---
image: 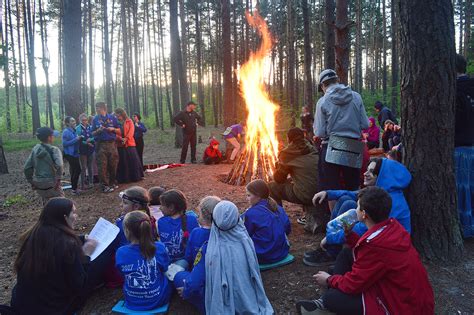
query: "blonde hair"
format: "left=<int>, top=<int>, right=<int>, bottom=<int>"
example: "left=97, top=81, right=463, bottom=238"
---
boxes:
left=198, top=196, right=221, bottom=224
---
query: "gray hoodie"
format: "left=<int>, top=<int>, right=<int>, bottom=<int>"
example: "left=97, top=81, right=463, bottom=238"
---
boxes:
left=24, top=143, right=63, bottom=186
left=313, top=83, right=369, bottom=140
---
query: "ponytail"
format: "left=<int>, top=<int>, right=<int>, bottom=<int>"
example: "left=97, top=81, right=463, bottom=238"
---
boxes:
left=124, top=211, right=156, bottom=260
left=267, top=197, right=279, bottom=213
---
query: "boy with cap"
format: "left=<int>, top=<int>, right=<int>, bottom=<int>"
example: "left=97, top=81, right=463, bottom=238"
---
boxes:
left=24, top=127, right=64, bottom=203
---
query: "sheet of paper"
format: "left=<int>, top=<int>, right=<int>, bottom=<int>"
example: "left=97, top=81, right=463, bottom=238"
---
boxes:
left=88, top=217, right=120, bottom=261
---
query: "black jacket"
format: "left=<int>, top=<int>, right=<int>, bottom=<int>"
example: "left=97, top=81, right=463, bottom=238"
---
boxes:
left=377, top=107, right=398, bottom=128
left=11, top=238, right=90, bottom=315
left=173, top=110, right=203, bottom=134
left=455, top=76, right=474, bottom=147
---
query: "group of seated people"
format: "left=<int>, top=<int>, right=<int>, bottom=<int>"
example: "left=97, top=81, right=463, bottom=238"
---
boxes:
left=8, top=163, right=435, bottom=314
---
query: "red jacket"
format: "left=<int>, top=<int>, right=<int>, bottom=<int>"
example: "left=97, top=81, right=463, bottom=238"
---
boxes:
left=203, top=139, right=222, bottom=159
left=328, top=218, right=434, bottom=315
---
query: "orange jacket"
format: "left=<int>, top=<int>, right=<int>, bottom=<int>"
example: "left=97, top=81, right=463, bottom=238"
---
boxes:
left=116, top=118, right=136, bottom=148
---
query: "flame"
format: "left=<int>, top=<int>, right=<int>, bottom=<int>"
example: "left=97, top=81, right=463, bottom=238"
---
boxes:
left=240, top=10, right=279, bottom=176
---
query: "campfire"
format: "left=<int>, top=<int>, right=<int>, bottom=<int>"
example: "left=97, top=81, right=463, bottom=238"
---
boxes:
left=225, top=11, right=279, bottom=186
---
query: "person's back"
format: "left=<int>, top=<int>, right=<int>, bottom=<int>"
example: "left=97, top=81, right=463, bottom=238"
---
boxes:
left=25, top=143, right=62, bottom=184
left=243, top=200, right=291, bottom=264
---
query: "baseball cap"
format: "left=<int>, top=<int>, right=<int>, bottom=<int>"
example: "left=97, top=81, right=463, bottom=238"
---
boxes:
left=36, top=127, right=60, bottom=141
left=318, top=69, right=338, bottom=85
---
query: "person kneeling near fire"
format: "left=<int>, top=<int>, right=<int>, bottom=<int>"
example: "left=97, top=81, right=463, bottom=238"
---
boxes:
left=296, top=186, right=434, bottom=315
left=202, top=138, right=223, bottom=165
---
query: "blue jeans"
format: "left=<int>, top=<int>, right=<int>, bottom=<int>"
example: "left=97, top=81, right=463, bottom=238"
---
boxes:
left=326, top=196, right=358, bottom=257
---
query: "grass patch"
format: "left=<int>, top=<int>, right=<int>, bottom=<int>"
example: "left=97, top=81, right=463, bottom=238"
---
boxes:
left=3, top=194, right=28, bottom=207
left=1, top=138, right=62, bottom=152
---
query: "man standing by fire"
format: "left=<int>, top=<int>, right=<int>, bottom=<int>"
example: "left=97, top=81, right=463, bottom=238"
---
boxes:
left=174, top=101, right=203, bottom=164
left=314, top=69, right=369, bottom=192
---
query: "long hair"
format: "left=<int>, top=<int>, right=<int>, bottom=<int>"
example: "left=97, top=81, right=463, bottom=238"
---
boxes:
left=159, top=189, right=189, bottom=245
left=14, top=198, right=82, bottom=278
left=124, top=211, right=156, bottom=260
left=114, top=107, right=128, bottom=120
left=246, top=179, right=279, bottom=212
left=123, top=186, right=151, bottom=216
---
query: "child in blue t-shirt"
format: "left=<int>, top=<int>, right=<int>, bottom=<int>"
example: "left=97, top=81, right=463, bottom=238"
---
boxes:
left=174, top=196, right=221, bottom=314
left=243, top=179, right=291, bottom=264
left=116, top=210, right=172, bottom=311
left=158, top=189, right=199, bottom=262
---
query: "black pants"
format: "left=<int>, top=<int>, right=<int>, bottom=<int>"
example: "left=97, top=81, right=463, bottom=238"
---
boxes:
left=180, top=132, right=197, bottom=163
left=65, top=155, right=81, bottom=191
left=319, top=144, right=360, bottom=191
left=322, top=247, right=363, bottom=315
left=135, top=137, right=144, bottom=167
left=204, top=156, right=222, bottom=165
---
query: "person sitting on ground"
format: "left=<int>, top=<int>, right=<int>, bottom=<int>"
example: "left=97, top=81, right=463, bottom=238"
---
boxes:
left=268, top=127, right=319, bottom=226
left=381, top=120, right=401, bottom=152
left=24, top=127, right=64, bottom=203
left=158, top=189, right=200, bottom=262
left=205, top=200, right=274, bottom=314
left=223, top=122, right=245, bottom=162
left=116, top=210, right=172, bottom=312
left=304, top=157, right=412, bottom=267
left=62, top=116, right=83, bottom=195
left=243, top=179, right=291, bottom=264
left=11, top=197, right=115, bottom=315
left=374, top=100, right=398, bottom=128
left=296, top=186, right=434, bottom=315
left=174, top=196, right=221, bottom=314
left=148, top=186, right=166, bottom=222
left=362, top=117, right=380, bottom=150
left=203, top=138, right=223, bottom=165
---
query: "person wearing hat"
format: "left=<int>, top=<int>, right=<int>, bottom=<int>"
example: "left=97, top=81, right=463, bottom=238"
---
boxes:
left=374, top=100, right=398, bottom=129
left=314, top=69, right=369, bottom=192
left=24, top=127, right=64, bottom=203
left=269, top=127, right=319, bottom=209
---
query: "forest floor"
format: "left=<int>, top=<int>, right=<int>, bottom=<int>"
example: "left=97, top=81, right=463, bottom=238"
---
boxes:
left=0, top=127, right=473, bottom=315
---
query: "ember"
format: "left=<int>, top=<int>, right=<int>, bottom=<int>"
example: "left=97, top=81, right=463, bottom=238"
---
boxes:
left=225, top=10, right=279, bottom=186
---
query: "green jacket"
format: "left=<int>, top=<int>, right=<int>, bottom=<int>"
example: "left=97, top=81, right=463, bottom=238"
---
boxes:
left=273, top=138, right=319, bottom=203
left=24, top=143, right=63, bottom=186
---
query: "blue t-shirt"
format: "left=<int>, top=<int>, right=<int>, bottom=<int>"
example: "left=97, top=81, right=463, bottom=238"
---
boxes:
left=116, top=216, right=129, bottom=248
left=134, top=122, right=147, bottom=139
left=115, top=242, right=171, bottom=311
left=91, top=114, right=119, bottom=142
left=174, top=242, right=207, bottom=314
left=243, top=200, right=291, bottom=264
left=157, top=214, right=199, bottom=262
left=184, top=227, right=210, bottom=266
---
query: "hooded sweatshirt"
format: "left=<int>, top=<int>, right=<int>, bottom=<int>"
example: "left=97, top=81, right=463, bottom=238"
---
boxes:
left=203, top=139, right=222, bottom=160
left=328, top=219, right=434, bottom=315
left=363, top=117, right=380, bottom=143
left=326, top=158, right=412, bottom=244
left=313, top=83, right=369, bottom=140
left=24, top=143, right=63, bottom=186
left=273, top=138, right=319, bottom=204
left=205, top=201, right=274, bottom=315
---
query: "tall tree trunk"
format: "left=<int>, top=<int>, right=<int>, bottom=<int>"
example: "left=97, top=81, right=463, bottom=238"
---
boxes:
left=325, top=0, right=336, bottom=69
left=38, top=0, right=54, bottom=129
left=287, top=0, right=297, bottom=126
left=459, top=0, right=464, bottom=54
left=145, top=0, right=159, bottom=127
left=355, top=0, right=363, bottom=91
left=170, top=0, right=183, bottom=147
left=399, top=0, right=464, bottom=261
left=23, top=0, right=41, bottom=132
left=158, top=0, right=172, bottom=128
left=221, top=0, right=233, bottom=127
left=15, top=0, right=26, bottom=131
left=195, top=1, right=205, bottom=126
left=7, top=0, right=21, bottom=132
left=81, top=0, right=88, bottom=111
left=464, top=0, right=472, bottom=56
left=390, top=0, right=399, bottom=115
left=88, top=0, right=94, bottom=113
left=102, top=0, right=113, bottom=108
left=302, top=0, right=313, bottom=111
left=132, top=0, right=140, bottom=114
left=382, top=0, right=388, bottom=100
left=335, top=0, right=350, bottom=85
left=179, top=0, right=189, bottom=101
left=1, top=0, right=11, bottom=132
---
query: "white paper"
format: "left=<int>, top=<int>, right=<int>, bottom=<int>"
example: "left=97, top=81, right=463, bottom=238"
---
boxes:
left=87, top=217, right=120, bottom=261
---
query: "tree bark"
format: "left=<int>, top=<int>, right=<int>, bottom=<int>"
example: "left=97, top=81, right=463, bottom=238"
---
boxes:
left=302, top=0, right=313, bottom=111
left=7, top=0, right=21, bottom=132
left=170, top=0, right=183, bottom=147
left=324, top=0, right=336, bottom=69
left=355, top=0, right=363, bottom=92
left=459, top=0, right=464, bottom=54
left=399, top=0, right=464, bottom=261
left=102, top=0, right=113, bottom=108
left=38, top=0, right=54, bottom=129
left=382, top=0, right=388, bottom=100
left=0, top=137, right=8, bottom=174
left=464, top=0, right=472, bottom=56
left=158, top=0, right=172, bottom=128
left=1, top=1, right=11, bottom=132
left=221, top=0, right=233, bottom=127
left=287, top=0, right=297, bottom=126
left=63, top=0, right=83, bottom=120
left=390, top=0, right=399, bottom=116
left=195, top=1, right=205, bottom=126
left=88, top=0, right=94, bottom=113
left=335, top=0, right=350, bottom=85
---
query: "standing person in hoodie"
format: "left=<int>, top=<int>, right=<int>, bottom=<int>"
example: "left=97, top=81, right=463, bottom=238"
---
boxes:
left=202, top=138, right=223, bottom=165
left=314, top=69, right=370, bottom=192
left=62, top=117, right=82, bottom=195
left=296, top=187, right=434, bottom=315
left=304, top=157, right=412, bottom=266
left=24, top=127, right=64, bottom=203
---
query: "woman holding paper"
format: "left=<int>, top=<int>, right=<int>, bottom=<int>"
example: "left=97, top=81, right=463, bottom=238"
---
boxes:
left=10, top=197, right=112, bottom=315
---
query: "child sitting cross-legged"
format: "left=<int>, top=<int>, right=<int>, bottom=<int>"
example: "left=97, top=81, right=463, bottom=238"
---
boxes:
left=116, top=210, right=172, bottom=311
left=296, top=186, right=434, bottom=315
left=243, top=179, right=291, bottom=264
left=158, top=189, right=200, bottom=262
left=174, top=196, right=221, bottom=314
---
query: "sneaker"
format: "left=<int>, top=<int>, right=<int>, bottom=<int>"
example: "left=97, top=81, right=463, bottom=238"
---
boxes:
left=297, top=216, right=307, bottom=225
left=102, top=186, right=114, bottom=193
left=304, top=248, right=320, bottom=259
left=296, top=299, right=334, bottom=315
left=303, top=248, right=336, bottom=267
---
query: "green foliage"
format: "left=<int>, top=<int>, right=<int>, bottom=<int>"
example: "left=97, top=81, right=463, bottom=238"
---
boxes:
left=2, top=137, right=61, bottom=152
left=2, top=194, right=28, bottom=207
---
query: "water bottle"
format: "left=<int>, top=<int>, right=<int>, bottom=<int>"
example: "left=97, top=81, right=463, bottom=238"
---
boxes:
left=330, top=209, right=358, bottom=231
